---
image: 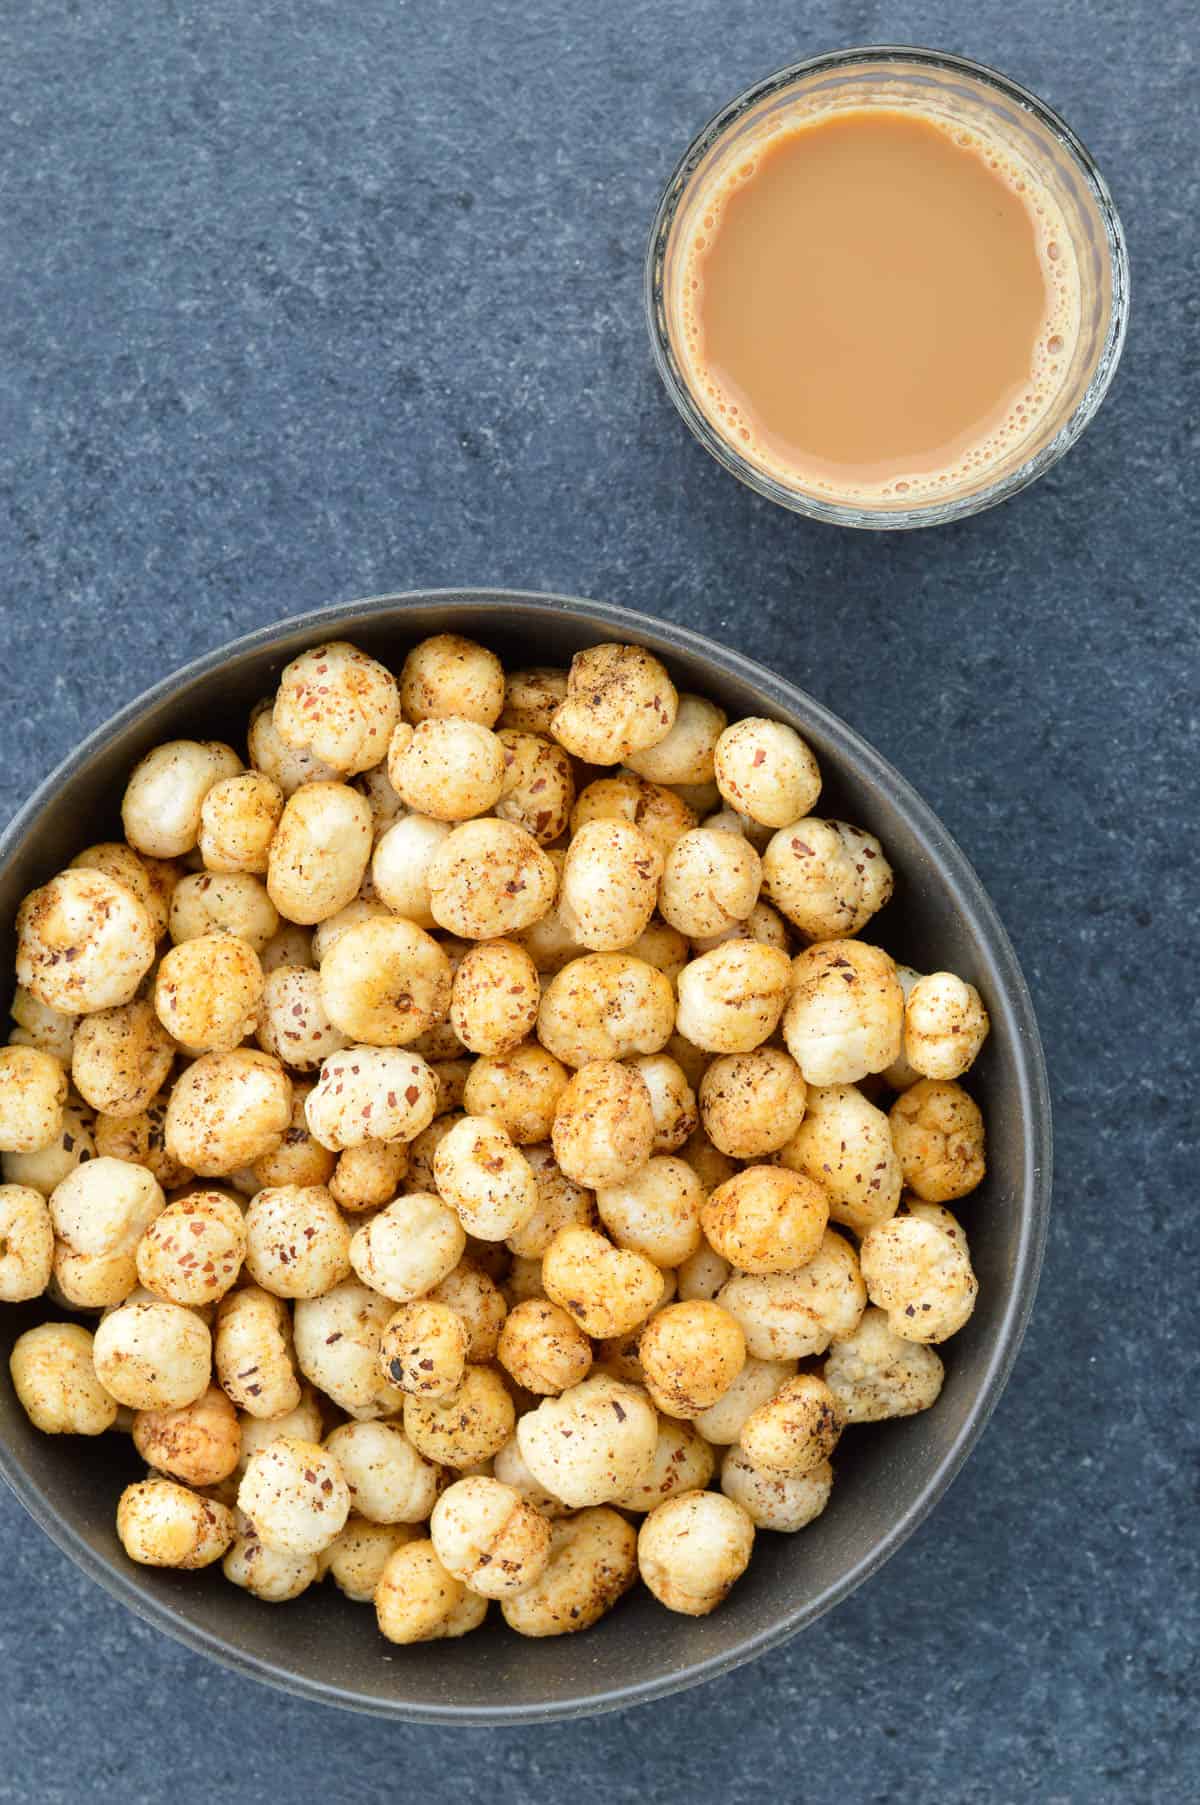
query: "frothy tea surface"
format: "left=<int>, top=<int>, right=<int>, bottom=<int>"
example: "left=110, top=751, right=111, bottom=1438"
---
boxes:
left=678, top=109, right=1078, bottom=502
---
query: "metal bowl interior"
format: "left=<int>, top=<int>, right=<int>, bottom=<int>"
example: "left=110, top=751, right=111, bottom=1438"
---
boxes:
left=0, top=590, right=1050, bottom=1722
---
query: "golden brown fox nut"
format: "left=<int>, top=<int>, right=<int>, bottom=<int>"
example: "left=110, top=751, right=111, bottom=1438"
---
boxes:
left=637, top=1491, right=754, bottom=1616
left=274, top=642, right=399, bottom=777
left=17, top=871, right=156, bottom=1015
left=400, top=634, right=505, bottom=726
left=551, top=644, right=678, bottom=765
left=889, top=1079, right=986, bottom=1202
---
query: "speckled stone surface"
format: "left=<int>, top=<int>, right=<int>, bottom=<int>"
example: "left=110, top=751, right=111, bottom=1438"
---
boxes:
left=1, top=1, right=1196, bottom=1798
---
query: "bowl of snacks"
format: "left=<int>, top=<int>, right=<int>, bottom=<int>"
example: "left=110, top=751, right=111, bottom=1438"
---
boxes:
left=0, top=589, right=1050, bottom=1720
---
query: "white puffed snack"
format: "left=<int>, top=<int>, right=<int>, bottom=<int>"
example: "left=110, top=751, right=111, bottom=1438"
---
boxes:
left=630, top=1053, right=698, bottom=1153
left=713, top=717, right=822, bottom=828
left=16, top=870, right=156, bottom=1014
left=822, top=1306, right=945, bottom=1422
left=93, top=1298, right=212, bottom=1410
left=504, top=1143, right=594, bottom=1257
left=133, top=1384, right=241, bottom=1487
left=321, top=1518, right=417, bottom=1603
left=427, top=819, right=558, bottom=940
left=443, top=1044, right=562, bottom=1156
left=430, top=1475, right=552, bottom=1598
left=348, top=1191, right=465, bottom=1301
left=117, top=1478, right=235, bottom=1568
left=215, top=1285, right=302, bottom=1419
left=571, top=773, right=697, bottom=861
left=248, top=697, right=338, bottom=796
left=721, top=1447, right=833, bottom=1533
left=168, top=871, right=280, bottom=952
left=611, top=1415, right=716, bottom=1512
left=859, top=1202, right=978, bottom=1343
left=378, top=1297, right=469, bottom=1399
left=536, top=953, right=674, bottom=1068
left=154, top=932, right=263, bottom=1053
left=273, top=641, right=400, bottom=777
left=626, top=920, right=691, bottom=986
left=693, top=1355, right=798, bottom=1445
left=370, top=814, right=452, bottom=928
left=10, top=1322, right=117, bottom=1434
left=266, top=781, right=374, bottom=925
left=375, top=1539, right=489, bottom=1644
left=904, top=972, right=990, bottom=1080
left=596, top=1157, right=703, bottom=1267
left=399, top=633, right=505, bottom=726
left=638, top=1300, right=746, bottom=1418
left=0, top=1045, right=66, bottom=1153
left=50, top=1154, right=164, bottom=1264
left=323, top=1420, right=441, bottom=1524
left=659, top=828, right=761, bottom=940
left=675, top=1242, right=732, bottom=1304
left=782, top=940, right=903, bottom=1085
left=675, top=941, right=792, bottom=1053
left=121, top=740, right=243, bottom=859
left=238, top=1435, right=351, bottom=1555
left=551, top=643, right=678, bottom=764
left=198, top=771, right=284, bottom=874
left=319, top=917, right=452, bottom=1047
left=542, top=1223, right=662, bottom=1338
left=494, top=730, right=575, bottom=844
left=223, top=1530, right=320, bottom=1602
left=71, top=998, right=175, bottom=1118
left=305, top=1046, right=437, bottom=1151
left=738, top=1371, right=843, bottom=1477
left=244, top=1183, right=351, bottom=1298
left=428, top=1259, right=508, bottom=1360
left=68, top=842, right=177, bottom=942
left=717, top=1229, right=867, bottom=1360
left=779, top=1081, right=902, bottom=1234
left=256, top=965, right=348, bottom=1071
left=637, top=1490, right=754, bottom=1616
left=497, top=1298, right=593, bottom=1394
left=558, top=820, right=663, bottom=953
left=761, top=817, right=894, bottom=942
left=387, top=717, right=506, bottom=821
left=699, top=1048, right=807, bottom=1158
left=0, top=1184, right=53, bottom=1300
left=403, top=1364, right=515, bottom=1467
left=327, top=1137, right=405, bottom=1209
left=889, top=1079, right=986, bottom=1202
left=625, top=692, right=727, bottom=787
left=701, top=1166, right=829, bottom=1275
left=500, top=665, right=568, bottom=735
left=449, top=940, right=540, bottom=1056
left=136, top=1189, right=246, bottom=1306
left=501, top=1506, right=637, bottom=1637
left=431, top=1115, right=536, bottom=1242
left=292, top=1280, right=402, bottom=1420
left=492, top=1434, right=571, bottom=1518
left=551, top=1060, right=655, bottom=1190
left=8, top=985, right=78, bottom=1063
left=164, top=1048, right=292, bottom=1175
left=516, top=1374, right=657, bottom=1507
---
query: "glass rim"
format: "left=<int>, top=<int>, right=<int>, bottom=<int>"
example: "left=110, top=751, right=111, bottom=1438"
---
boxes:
left=644, top=43, right=1131, bottom=530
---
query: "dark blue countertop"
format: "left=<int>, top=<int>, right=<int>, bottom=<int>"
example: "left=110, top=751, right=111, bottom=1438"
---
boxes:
left=1, top=3, right=1195, bottom=1800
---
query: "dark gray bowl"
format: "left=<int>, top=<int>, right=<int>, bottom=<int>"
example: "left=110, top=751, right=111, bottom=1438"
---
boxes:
left=0, top=589, right=1051, bottom=1723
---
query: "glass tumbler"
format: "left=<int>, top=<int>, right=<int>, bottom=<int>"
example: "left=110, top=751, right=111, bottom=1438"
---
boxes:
left=645, top=46, right=1130, bottom=529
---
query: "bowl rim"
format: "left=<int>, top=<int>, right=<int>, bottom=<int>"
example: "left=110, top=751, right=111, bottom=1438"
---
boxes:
left=0, top=587, right=1052, bottom=1722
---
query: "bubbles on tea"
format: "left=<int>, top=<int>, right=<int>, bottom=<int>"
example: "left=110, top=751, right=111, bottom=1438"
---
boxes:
left=667, top=99, right=1082, bottom=507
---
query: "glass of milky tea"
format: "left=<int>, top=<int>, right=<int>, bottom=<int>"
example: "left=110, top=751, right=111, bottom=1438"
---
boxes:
left=646, top=46, right=1130, bottom=528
